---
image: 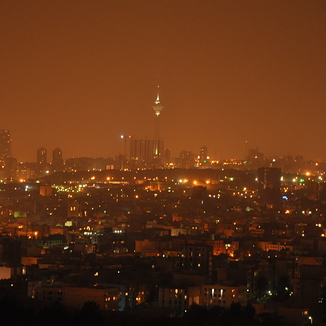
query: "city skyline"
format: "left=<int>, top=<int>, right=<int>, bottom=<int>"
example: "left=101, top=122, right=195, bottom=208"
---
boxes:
left=1, top=1, right=325, bottom=162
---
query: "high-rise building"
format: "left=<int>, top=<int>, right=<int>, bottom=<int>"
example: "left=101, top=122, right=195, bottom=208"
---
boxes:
left=4, top=157, right=17, bottom=180
left=176, top=151, right=195, bottom=169
left=199, top=146, right=208, bottom=166
left=52, top=147, right=63, bottom=171
left=36, top=147, right=47, bottom=165
left=0, top=130, right=13, bottom=180
left=130, top=139, right=164, bottom=167
left=257, top=167, right=281, bottom=205
left=0, top=130, right=11, bottom=162
left=130, top=139, right=153, bottom=163
left=164, top=148, right=171, bottom=165
left=36, top=147, right=48, bottom=177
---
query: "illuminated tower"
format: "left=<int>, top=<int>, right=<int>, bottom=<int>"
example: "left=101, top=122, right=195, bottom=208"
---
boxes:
left=152, top=85, right=164, bottom=160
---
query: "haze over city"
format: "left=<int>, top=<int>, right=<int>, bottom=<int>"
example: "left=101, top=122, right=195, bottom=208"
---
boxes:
left=1, top=0, right=325, bottom=162
left=3, top=2, right=326, bottom=324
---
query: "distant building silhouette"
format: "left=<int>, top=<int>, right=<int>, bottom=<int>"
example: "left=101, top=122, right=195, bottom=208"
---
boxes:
left=176, top=151, right=195, bottom=168
left=164, top=148, right=171, bottom=165
left=247, top=148, right=265, bottom=167
left=130, top=138, right=164, bottom=167
left=36, top=147, right=47, bottom=165
left=0, top=130, right=11, bottom=162
left=0, top=130, right=14, bottom=180
left=199, top=146, right=208, bottom=164
left=4, top=157, right=17, bottom=180
left=52, top=147, right=63, bottom=171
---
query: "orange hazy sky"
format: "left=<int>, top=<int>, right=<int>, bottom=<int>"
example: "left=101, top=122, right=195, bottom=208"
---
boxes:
left=0, top=0, right=325, bottom=162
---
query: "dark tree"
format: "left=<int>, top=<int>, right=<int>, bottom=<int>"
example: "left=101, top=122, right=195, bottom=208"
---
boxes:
left=184, top=303, right=208, bottom=326
left=76, top=301, right=104, bottom=326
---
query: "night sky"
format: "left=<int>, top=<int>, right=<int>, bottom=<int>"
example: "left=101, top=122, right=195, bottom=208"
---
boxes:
left=1, top=1, right=325, bottom=162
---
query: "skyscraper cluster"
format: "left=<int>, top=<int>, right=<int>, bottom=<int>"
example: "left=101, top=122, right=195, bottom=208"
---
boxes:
left=0, top=130, right=66, bottom=180
left=36, top=147, right=64, bottom=175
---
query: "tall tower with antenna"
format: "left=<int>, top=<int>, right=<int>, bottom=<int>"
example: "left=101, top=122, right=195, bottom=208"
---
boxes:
left=152, top=85, right=164, bottom=161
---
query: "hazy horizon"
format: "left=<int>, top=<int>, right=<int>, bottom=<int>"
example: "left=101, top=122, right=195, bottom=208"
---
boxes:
left=1, top=1, right=325, bottom=162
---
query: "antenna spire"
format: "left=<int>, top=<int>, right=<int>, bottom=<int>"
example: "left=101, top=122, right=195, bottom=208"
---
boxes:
left=155, top=85, right=160, bottom=104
